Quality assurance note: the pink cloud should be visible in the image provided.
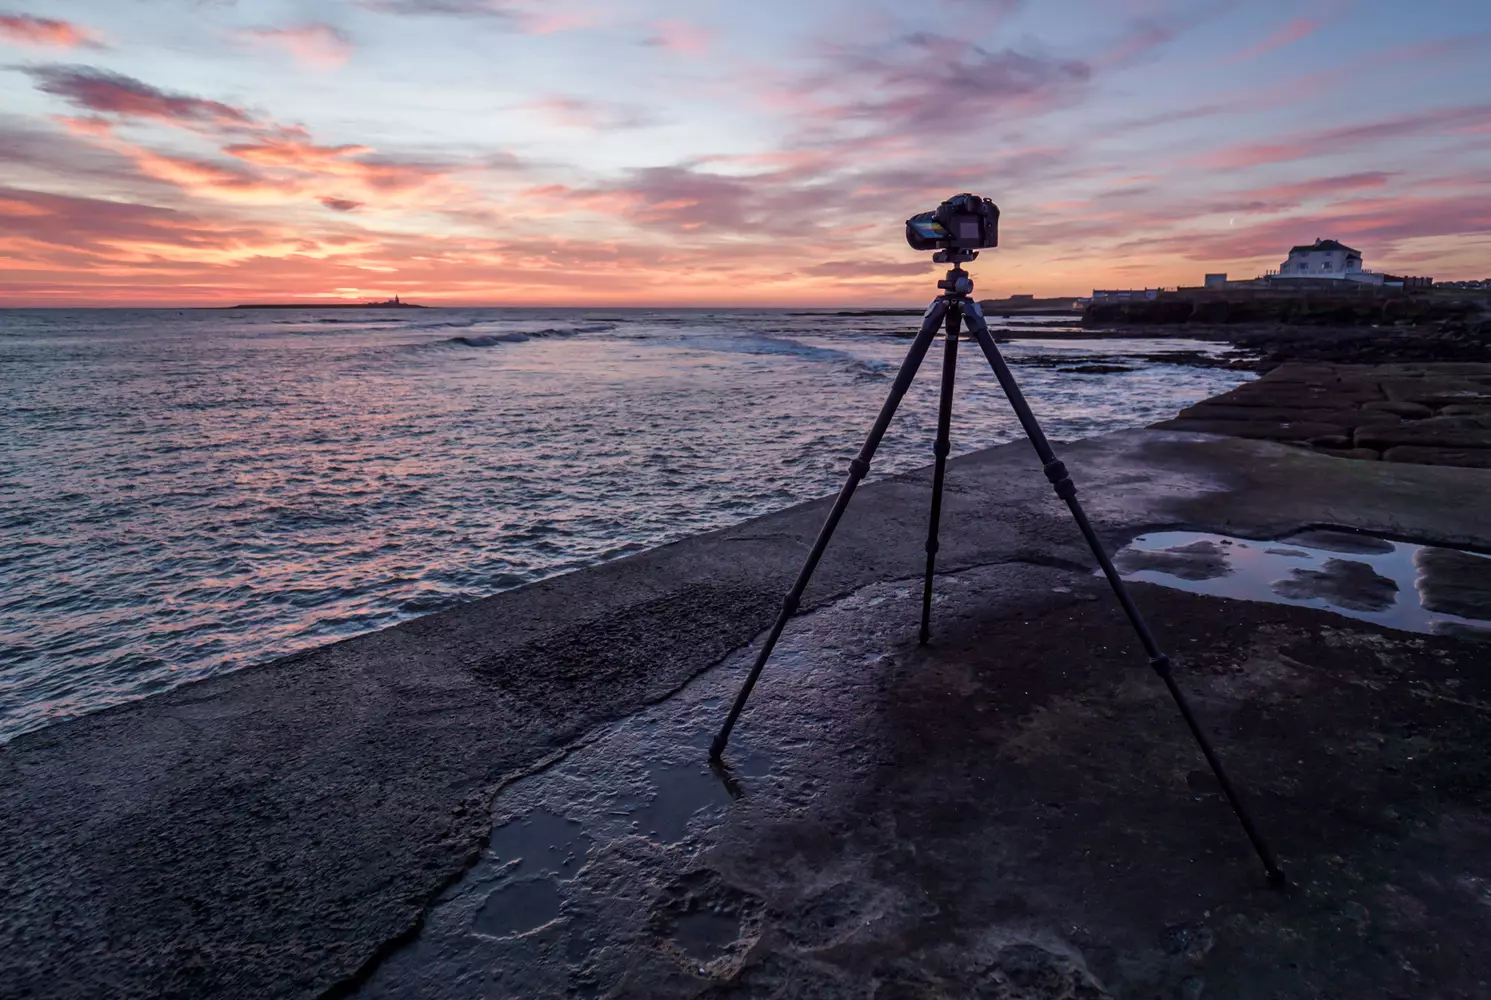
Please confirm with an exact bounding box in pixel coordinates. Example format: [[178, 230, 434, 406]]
[[1226, 16, 1322, 64], [524, 96, 653, 130], [519, 11, 594, 34], [237, 23, 353, 69], [0, 13, 104, 49], [1189, 105, 1491, 169], [641, 20, 712, 55]]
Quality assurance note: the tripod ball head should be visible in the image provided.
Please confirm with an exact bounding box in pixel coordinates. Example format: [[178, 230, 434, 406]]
[[906, 193, 1000, 252]]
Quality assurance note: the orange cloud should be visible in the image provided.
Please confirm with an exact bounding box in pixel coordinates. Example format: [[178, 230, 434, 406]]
[[51, 115, 114, 137], [127, 148, 300, 203], [223, 138, 373, 168], [237, 22, 353, 69], [0, 13, 104, 48]]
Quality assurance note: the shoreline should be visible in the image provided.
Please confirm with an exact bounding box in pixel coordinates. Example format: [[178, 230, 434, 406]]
[[4, 365, 1491, 997]]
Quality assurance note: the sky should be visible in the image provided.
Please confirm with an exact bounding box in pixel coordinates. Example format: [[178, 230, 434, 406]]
[[1, 0, 1489, 307]]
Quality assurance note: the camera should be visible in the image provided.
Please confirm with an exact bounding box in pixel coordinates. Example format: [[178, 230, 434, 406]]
[[905, 193, 1000, 252]]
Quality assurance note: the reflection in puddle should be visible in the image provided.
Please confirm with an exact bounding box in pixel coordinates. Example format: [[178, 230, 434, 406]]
[[1114, 529, 1491, 639]]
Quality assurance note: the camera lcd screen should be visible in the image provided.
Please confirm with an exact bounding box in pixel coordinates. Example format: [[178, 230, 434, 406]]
[[955, 219, 981, 239], [910, 219, 950, 240]]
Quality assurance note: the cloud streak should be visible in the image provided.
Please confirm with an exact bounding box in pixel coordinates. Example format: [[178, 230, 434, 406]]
[[1226, 15, 1322, 63], [1190, 105, 1491, 169], [356, 0, 591, 32], [236, 22, 353, 69], [0, 13, 104, 49], [640, 19, 711, 54], [21, 65, 256, 128]]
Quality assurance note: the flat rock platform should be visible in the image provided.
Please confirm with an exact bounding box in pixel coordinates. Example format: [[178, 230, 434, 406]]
[[3, 429, 1489, 999], [1153, 361, 1491, 467]]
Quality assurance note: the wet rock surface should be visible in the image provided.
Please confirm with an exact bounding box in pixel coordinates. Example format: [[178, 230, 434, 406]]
[[357, 565, 1491, 999], [3, 429, 1490, 998], [1152, 361, 1491, 467]]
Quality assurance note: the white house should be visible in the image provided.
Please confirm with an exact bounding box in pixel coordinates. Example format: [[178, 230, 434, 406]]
[[1271, 238, 1384, 284]]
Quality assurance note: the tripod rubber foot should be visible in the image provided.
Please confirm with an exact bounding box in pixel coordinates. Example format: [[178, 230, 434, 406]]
[[1266, 867, 1289, 890], [918, 628, 929, 645]]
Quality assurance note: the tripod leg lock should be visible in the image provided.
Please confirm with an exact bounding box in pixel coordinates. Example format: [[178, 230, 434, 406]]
[[1149, 654, 1172, 677], [925, 539, 939, 555], [848, 458, 870, 480], [1042, 460, 1077, 500], [932, 439, 950, 458], [782, 594, 800, 615]]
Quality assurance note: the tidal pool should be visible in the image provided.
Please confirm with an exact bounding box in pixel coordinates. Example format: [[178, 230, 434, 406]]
[[1113, 529, 1491, 640]]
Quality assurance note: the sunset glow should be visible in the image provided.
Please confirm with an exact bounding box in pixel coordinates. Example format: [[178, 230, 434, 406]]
[[2, 0, 1489, 306]]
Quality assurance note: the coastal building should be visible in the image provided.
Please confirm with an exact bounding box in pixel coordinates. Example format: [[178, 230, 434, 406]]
[[1265, 238, 1424, 286], [1277, 239, 1364, 278]]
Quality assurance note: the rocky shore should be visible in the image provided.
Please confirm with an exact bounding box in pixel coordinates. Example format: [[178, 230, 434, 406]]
[[4, 382, 1491, 998], [1153, 361, 1491, 468]]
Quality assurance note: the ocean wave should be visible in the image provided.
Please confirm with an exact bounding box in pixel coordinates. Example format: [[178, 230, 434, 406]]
[[446, 333, 531, 347], [414, 323, 619, 350]]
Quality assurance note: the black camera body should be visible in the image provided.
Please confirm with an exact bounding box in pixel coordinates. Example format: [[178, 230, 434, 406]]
[[905, 193, 1000, 252]]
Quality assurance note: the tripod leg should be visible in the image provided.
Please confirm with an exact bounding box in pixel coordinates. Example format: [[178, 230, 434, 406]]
[[710, 300, 950, 761], [957, 300, 1286, 886], [919, 305, 961, 644]]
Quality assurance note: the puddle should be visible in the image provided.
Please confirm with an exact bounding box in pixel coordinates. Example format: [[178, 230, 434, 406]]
[[674, 911, 744, 960], [487, 809, 591, 875], [473, 878, 563, 938], [634, 763, 735, 844], [1114, 529, 1491, 639]]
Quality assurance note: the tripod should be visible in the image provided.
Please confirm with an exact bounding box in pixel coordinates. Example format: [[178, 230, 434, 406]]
[[709, 250, 1286, 885]]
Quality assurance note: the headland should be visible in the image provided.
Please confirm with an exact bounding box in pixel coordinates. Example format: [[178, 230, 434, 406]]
[[223, 297, 426, 309]]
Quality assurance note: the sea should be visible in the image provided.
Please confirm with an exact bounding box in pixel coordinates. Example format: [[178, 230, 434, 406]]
[[0, 307, 1253, 742]]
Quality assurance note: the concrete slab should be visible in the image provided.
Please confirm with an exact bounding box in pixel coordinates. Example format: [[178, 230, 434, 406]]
[[2, 429, 1488, 998]]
